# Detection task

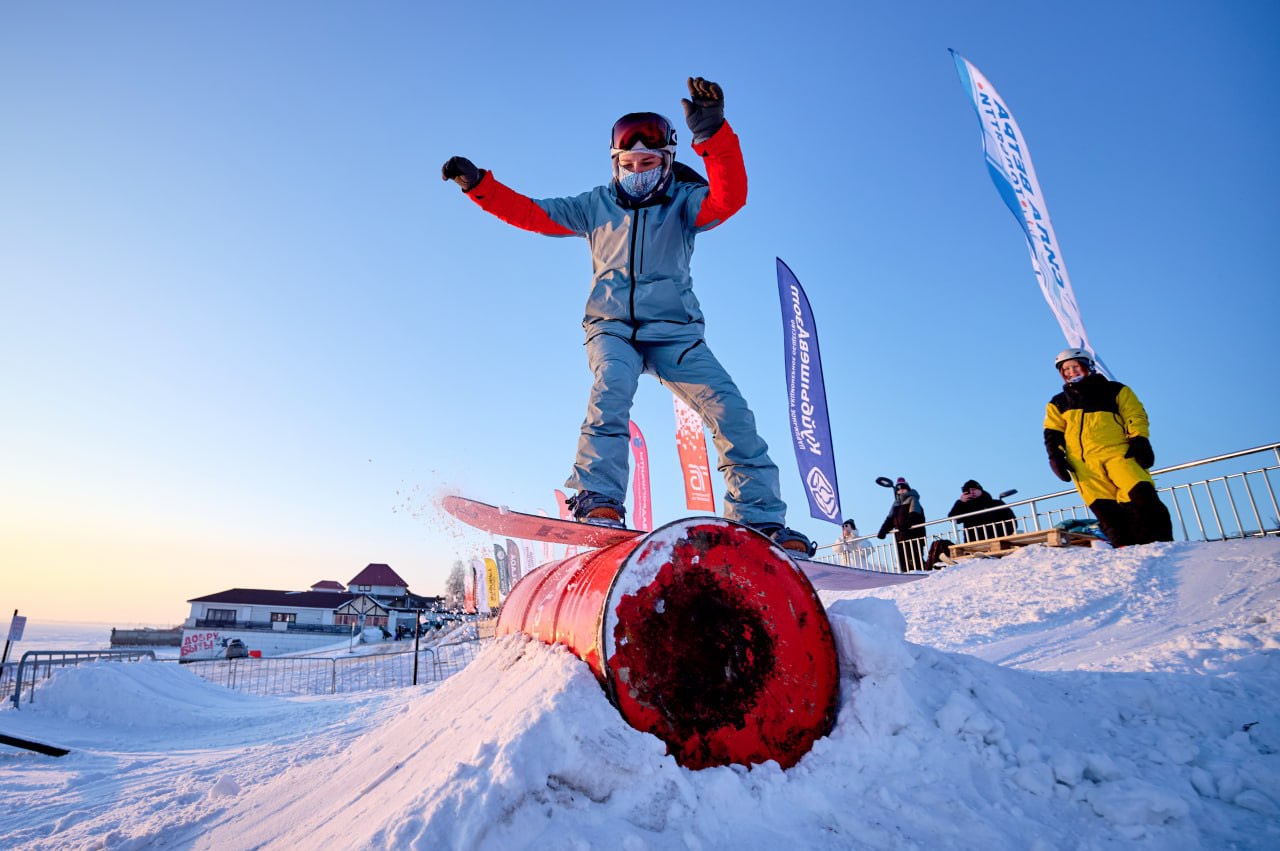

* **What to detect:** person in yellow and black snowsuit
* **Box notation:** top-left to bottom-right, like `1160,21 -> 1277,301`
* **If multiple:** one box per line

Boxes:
1043,348 -> 1173,547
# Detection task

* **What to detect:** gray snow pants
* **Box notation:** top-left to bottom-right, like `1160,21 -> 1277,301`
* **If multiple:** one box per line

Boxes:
565,333 -> 787,526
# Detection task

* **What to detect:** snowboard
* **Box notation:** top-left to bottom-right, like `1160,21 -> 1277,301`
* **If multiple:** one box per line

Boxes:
441,495 -> 639,548
441,495 -> 925,592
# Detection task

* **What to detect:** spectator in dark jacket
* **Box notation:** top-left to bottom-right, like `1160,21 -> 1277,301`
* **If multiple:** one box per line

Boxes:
877,478 -> 927,572
947,480 -> 1017,542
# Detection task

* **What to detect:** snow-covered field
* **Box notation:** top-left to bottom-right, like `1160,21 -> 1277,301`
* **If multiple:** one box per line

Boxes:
2,538 -> 1277,849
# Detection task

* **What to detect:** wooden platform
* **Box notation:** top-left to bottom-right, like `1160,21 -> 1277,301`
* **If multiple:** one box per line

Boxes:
943,528 -> 1098,562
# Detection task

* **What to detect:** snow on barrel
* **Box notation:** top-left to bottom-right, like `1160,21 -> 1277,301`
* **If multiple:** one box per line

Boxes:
497,517 -> 839,769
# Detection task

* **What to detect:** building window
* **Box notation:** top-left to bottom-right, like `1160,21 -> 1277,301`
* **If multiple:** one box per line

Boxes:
270,612 -> 297,623
335,614 -> 357,626
358,585 -> 372,592
206,609 -> 236,624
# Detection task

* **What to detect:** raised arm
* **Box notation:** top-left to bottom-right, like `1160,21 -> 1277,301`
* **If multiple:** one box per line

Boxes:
682,77 -> 747,230
442,156 -> 575,237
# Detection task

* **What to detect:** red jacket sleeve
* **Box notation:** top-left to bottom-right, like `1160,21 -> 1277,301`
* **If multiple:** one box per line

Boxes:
465,172 -> 576,236
692,121 -> 748,230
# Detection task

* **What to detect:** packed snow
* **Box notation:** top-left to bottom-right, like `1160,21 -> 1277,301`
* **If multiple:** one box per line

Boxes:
2,538 -> 1277,849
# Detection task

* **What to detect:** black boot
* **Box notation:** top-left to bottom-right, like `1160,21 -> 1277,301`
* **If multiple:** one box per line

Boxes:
565,491 -> 627,528
1089,499 -> 1134,547
1127,482 -> 1174,544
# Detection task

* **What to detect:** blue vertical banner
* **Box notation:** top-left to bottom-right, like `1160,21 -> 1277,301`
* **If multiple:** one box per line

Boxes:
776,258 -> 842,526
950,50 -> 1110,377
493,544 -> 510,597
505,539 -> 522,586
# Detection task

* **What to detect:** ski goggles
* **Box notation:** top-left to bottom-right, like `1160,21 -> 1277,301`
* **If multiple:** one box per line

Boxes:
611,112 -> 677,152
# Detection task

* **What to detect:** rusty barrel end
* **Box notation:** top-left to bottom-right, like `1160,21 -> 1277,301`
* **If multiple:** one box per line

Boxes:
602,518 -> 839,770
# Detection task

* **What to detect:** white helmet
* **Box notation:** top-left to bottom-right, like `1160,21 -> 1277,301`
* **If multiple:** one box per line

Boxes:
1054,347 -> 1094,373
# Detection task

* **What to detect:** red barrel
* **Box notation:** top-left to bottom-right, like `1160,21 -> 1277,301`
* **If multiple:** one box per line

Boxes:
497,517 -> 839,770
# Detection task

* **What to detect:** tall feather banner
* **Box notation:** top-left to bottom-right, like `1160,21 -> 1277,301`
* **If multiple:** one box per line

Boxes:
777,257 -> 842,526
673,396 -> 716,513
493,544 -> 510,596
483,557 -> 499,612
628,421 -> 653,530
950,50 -> 1110,377
505,539 -> 522,585
466,557 -> 481,614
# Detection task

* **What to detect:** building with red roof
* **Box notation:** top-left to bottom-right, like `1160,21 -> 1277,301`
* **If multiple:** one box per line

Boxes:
180,564 -> 443,660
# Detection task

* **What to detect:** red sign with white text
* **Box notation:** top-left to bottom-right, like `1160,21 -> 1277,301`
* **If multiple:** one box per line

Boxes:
674,397 -> 716,512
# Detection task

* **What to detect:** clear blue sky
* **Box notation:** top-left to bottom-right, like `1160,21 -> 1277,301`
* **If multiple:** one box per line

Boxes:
2,1 -> 1276,623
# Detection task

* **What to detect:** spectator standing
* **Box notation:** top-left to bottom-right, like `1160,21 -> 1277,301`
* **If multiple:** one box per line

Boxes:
1043,348 -> 1174,546
877,478 -> 927,572
947,480 -> 1017,542
835,519 -> 868,567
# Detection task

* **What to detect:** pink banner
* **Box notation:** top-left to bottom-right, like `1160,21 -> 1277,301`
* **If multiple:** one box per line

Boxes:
674,397 -> 716,513
554,489 -> 578,557
628,421 -> 653,530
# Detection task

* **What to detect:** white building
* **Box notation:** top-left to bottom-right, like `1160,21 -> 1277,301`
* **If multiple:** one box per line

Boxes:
180,564 -> 442,659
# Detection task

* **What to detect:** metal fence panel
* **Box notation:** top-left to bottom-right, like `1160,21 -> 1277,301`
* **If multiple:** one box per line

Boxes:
4,640 -> 489,707
9,650 -> 158,708
814,442 -> 1280,569
175,639 -> 486,698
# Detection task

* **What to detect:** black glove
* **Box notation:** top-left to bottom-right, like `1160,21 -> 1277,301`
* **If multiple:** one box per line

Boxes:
442,156 -> 484,193
681,77 -> 725,144
1125,435 -> 1155,469
876,531 -> 887,540
1048,449 -> 1072,482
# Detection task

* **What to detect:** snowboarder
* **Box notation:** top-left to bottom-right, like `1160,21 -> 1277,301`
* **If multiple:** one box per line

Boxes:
1043,348 -> 1174,546
441,77 -> 814,555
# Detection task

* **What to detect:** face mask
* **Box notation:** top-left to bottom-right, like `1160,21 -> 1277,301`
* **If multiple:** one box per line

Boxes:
618,164 -> 664,199
1066,373 -> 1087,384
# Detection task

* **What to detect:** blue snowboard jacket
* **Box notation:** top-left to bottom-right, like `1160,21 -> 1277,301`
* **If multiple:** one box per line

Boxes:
463,122 -> 748,344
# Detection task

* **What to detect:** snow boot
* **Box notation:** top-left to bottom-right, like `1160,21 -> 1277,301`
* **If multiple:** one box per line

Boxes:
566,490 -> 627,528
749,523 -> 817,557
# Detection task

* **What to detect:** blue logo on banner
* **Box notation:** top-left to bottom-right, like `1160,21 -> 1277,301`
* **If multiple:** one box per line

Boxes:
776,258 -> 841,525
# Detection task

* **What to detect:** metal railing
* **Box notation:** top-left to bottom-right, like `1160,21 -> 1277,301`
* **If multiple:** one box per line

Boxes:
817,441 -> 1280,572
176,639 -> 485,698
5,637 -> 487,707
8,650 -> 157,708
